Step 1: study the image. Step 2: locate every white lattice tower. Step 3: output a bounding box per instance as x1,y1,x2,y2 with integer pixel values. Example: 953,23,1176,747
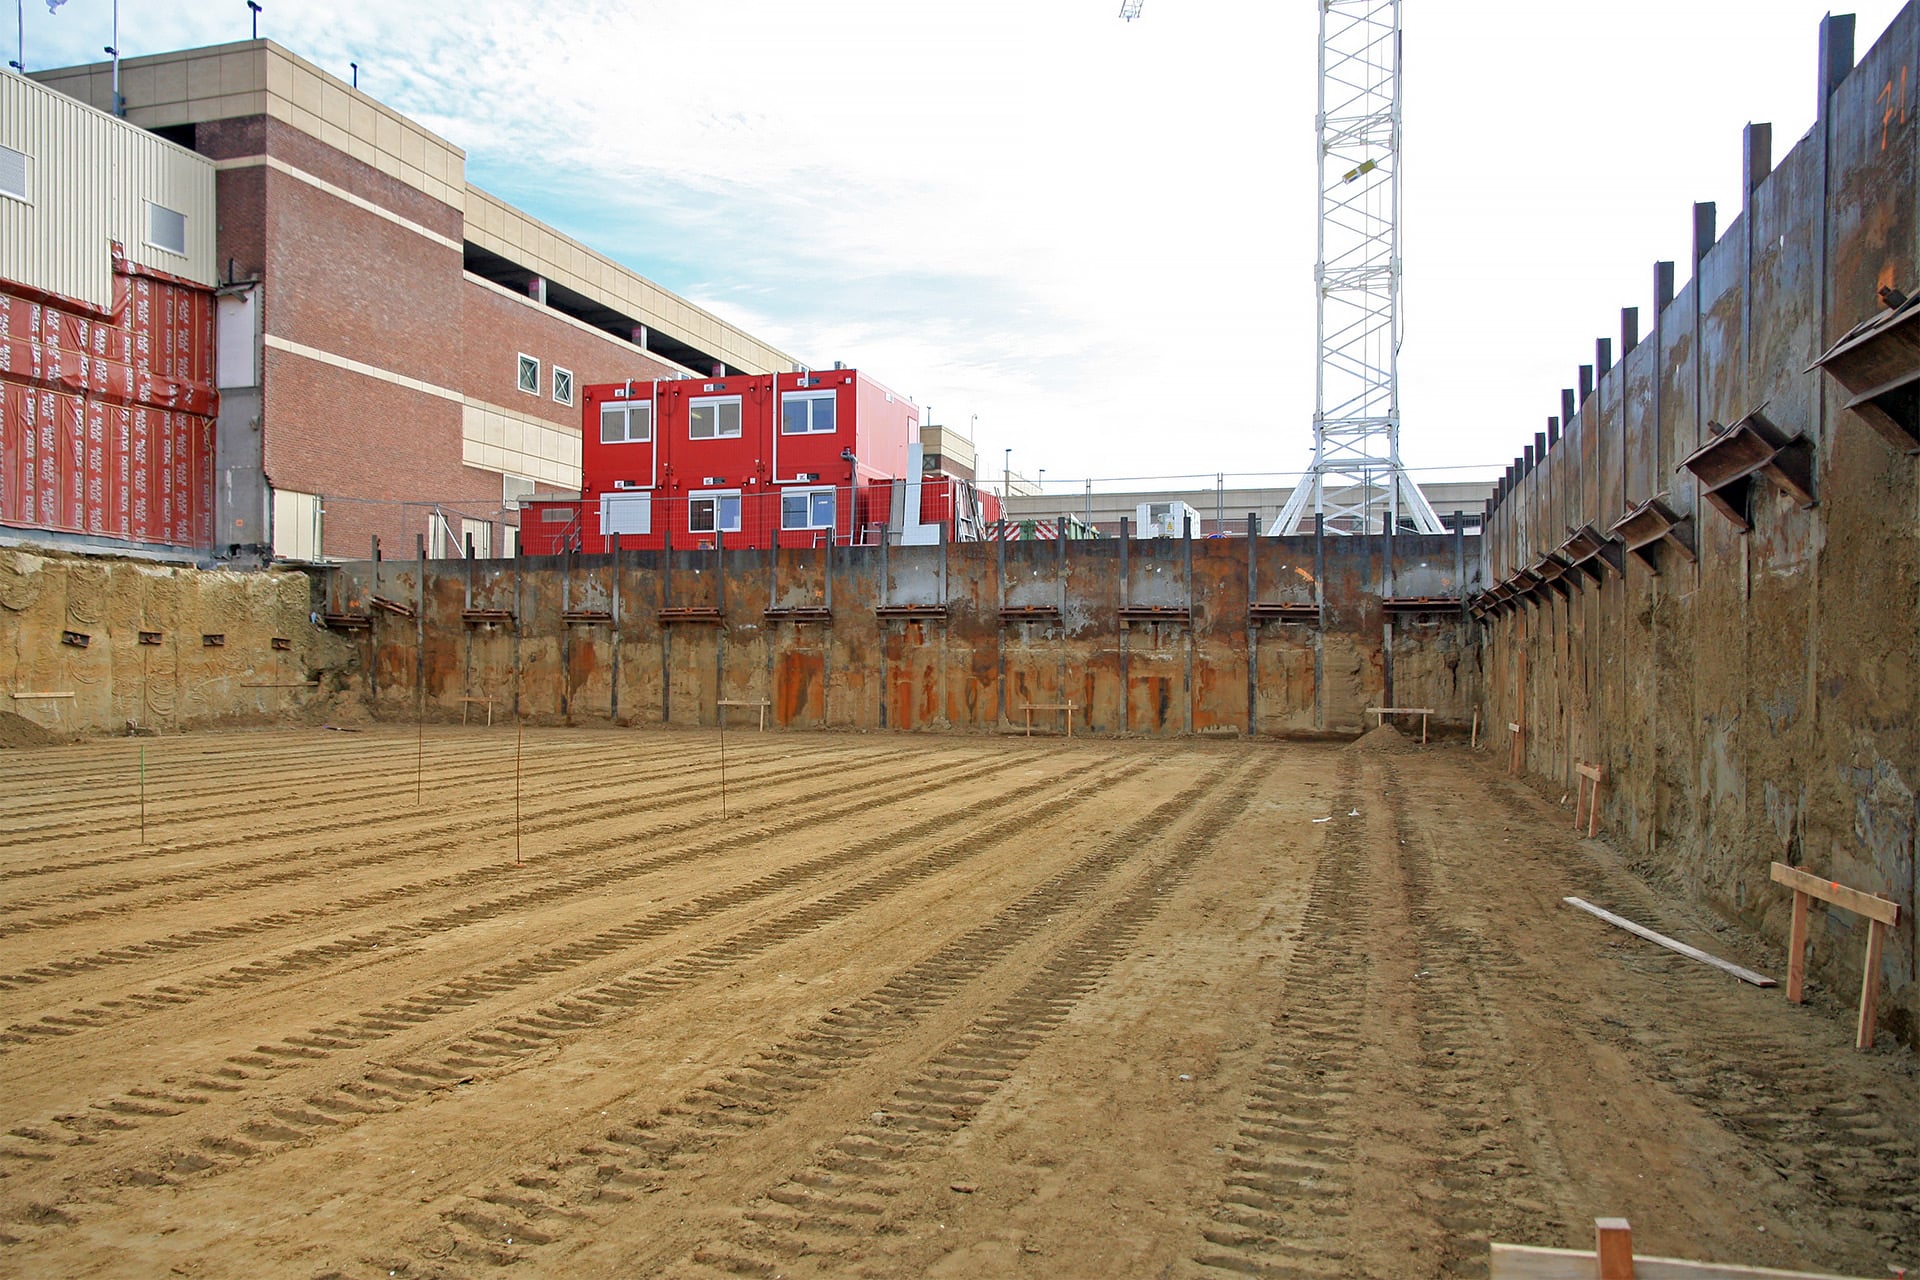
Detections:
1271,0,1443,536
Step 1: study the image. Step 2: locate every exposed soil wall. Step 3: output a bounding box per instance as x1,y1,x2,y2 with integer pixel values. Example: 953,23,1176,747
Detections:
1480,12,1920,1047
0,549,360,736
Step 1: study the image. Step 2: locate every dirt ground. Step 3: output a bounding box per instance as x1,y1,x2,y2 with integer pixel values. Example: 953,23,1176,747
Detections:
0,725,1914,1279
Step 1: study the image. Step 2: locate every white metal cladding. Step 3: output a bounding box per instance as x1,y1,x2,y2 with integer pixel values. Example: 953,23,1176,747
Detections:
0,73,215,310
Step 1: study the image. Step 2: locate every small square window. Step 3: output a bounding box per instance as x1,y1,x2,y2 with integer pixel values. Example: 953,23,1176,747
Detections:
781,390,836,434
146,201,187,255
600,401,653,444
0,145,27,203
690,396,742,440
517,354,540,396
552,367,574,406
689,492,742,534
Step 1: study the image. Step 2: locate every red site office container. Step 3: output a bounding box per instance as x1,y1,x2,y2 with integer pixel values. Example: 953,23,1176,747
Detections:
0,250,217,550
525,368,918,554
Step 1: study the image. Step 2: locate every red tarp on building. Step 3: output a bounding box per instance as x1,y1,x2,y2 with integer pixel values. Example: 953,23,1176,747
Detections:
0,254,217,549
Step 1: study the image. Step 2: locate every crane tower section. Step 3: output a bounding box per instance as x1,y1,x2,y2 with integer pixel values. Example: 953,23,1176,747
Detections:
1271,0,1443,536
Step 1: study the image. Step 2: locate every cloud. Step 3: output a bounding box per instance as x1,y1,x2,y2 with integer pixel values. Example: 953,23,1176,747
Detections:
17,0,1910,488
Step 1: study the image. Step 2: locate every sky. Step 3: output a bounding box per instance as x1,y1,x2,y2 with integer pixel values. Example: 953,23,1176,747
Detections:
10,0,1909,495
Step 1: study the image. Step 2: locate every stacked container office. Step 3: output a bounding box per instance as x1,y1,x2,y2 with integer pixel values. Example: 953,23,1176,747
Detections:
521,368,918,553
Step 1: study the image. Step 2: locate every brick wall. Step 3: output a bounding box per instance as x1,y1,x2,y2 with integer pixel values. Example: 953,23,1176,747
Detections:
459,279,684,433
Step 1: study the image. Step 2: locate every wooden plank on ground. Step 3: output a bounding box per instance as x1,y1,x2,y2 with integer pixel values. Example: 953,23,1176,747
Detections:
1563,897,1776,987
1492,1242,1878,1279
1769,862,1900,926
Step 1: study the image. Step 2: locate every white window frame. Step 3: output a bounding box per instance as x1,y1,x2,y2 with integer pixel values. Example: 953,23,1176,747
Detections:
599,491,652,537
517,353,540,396
599,401,653,444
552,366,574,407
781,486,835,531
688,489,742,535
0,144,28,204
145,201,187,256
781,389,837,435
689,395,743,440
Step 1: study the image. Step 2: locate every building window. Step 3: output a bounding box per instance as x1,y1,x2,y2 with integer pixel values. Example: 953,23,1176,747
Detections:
689,396,742,439
782,390,836,434
600,401,652,444
146,201,187,256
0,145,27,203
517,354,540,396
689,490,741,534
552,366,574,406
781,487,835,530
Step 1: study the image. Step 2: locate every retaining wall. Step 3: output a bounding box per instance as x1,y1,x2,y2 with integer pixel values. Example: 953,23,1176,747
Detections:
0,549,358,736
319,527,1482,739
1481,11,1920,1046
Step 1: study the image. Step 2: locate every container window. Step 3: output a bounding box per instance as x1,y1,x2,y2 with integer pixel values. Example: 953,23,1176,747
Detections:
689,491,741,534
782,390,836,434
517,354,540,395
781,488,835,530
0,145,27,202
146,202,187,255
690,396,742,440
552,367,574,406
600,401,653,444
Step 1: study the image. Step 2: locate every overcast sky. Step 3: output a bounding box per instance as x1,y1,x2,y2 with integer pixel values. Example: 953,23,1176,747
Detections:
14,1,1908,494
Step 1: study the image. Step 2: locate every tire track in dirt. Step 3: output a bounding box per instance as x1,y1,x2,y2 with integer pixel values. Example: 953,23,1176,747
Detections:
0,750,1033,1051
1189,752,1373,1279
0,743,963,945
1424,754,1920,1271
0,733,635,838
1380,756,1572,1279
0,742,917,918
0,756,1148,1236
0,737,868,874
656,758,1273,1280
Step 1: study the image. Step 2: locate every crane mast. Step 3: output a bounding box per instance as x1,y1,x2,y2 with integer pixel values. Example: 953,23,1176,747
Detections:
1268,1,1440,535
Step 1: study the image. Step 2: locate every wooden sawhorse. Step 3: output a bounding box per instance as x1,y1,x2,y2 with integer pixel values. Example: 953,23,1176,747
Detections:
718,699,770,731
1023,701,1076,738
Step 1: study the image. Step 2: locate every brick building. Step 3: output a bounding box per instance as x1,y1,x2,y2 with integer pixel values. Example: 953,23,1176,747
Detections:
16,41,796,561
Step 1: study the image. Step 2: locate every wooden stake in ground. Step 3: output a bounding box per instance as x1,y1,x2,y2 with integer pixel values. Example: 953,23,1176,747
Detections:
138,745,146,845
514,717,523,867
718,707,728,820
415,695,423,807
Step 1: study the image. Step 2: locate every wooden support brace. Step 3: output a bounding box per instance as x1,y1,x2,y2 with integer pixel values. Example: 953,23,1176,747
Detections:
1573,762,1604,837
1491,1215,1882,1277
459,697,495,727
1367,706,1434,744
1769,862,1901,1049
1023,702,1077,738
717,699,770,731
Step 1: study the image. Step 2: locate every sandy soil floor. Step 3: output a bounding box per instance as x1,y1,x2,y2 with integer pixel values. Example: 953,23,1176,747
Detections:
0,725,1914,1279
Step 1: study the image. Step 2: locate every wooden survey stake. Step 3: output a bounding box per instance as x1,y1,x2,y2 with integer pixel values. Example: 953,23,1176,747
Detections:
1770,861,1901,1050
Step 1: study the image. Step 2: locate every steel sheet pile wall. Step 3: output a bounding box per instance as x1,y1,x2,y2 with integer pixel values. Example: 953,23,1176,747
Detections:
325,527,1481,741
0,254,218,549
1479,11,1920,1045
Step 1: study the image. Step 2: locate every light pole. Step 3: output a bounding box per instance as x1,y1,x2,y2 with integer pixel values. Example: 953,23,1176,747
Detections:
1003,448,1011,499
247,1,261,39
